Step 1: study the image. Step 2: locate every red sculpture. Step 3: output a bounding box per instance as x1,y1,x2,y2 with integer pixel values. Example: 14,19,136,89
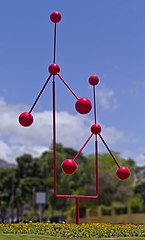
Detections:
18,11,130,224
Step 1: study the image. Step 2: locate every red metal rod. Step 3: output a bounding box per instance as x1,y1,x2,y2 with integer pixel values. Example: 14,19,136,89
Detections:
56,194,98,199
29,74,52,113
52,23,57,196
95,138,98,196
53,23,57,64
57,73,79,100
53,76,98,199
52,76,57,196
93,86,97,124
99,134,120,168
76,197,80,224
73,133,94,161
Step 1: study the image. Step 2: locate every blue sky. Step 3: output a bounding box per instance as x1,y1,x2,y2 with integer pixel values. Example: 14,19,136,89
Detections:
0,0,145,165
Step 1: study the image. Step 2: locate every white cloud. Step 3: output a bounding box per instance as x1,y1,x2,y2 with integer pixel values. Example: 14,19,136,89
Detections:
97,125,129,158
135,153,145,166
0,98,91,163
97,88,119,110
123,152,145,167
0,97,143,166
0,141,10,160
101,126,128,145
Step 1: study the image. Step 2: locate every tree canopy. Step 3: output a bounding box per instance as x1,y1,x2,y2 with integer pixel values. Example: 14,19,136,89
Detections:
0,143,142,221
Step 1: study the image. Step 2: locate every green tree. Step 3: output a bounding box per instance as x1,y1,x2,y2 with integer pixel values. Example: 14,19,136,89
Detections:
0,143,139,219
0,168,15,205
15,154,43,206
97,152,134,205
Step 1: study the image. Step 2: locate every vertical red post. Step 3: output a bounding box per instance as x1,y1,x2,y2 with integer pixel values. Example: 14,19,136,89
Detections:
52,77,57,197
76,197,80,224
95,139,98,195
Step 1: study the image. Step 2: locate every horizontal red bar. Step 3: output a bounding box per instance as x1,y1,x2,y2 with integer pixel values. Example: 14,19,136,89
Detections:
55,194,98,199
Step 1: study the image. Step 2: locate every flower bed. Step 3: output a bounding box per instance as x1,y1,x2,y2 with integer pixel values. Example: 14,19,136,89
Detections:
0,223,145,238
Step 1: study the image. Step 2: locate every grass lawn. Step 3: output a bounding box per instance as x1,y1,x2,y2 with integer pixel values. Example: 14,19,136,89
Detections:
0,235,145,240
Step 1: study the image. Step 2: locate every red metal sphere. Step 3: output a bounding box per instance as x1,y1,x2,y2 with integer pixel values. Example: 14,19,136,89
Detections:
50,11,62,23
89,75,99,86
91,124,101,135
48,64,60,75
19,112,33,127
61,159,77,174
116,166,130,180
75,98,92,114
